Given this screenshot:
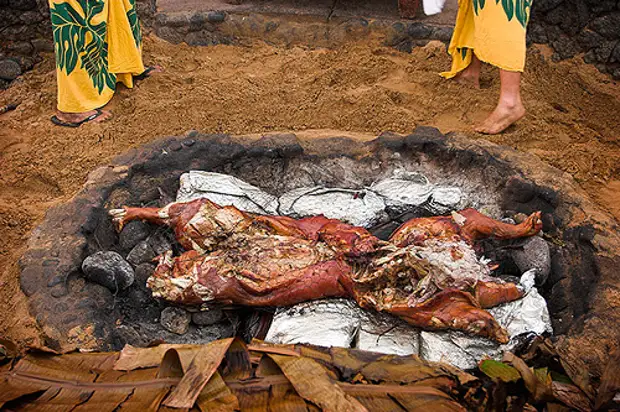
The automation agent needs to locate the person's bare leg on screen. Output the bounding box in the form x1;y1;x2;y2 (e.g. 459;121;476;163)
454;52;481;89
54;109;112;124
475;69;526;134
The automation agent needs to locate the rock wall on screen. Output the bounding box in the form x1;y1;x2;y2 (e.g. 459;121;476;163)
0;0;154;88
0;0;50;86
529;0;620;78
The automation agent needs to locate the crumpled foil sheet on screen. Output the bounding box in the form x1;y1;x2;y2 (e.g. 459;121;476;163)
178;170;462;227
177;171;279;214
266;271;552;369
278;186;387;227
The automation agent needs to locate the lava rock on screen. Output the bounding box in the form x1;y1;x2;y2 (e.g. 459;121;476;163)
119;220;151;251
407;22;432;39
0;59;22;81
134;263;156;285
82;251;135;291
126;241;157;267
589;12;620;40
160;307;191;334
511;236;551;285
147;231;173;255
192;308;224;326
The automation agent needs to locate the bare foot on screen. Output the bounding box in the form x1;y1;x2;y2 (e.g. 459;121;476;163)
53;109;112;125
475;101;526;134
454;70;480;89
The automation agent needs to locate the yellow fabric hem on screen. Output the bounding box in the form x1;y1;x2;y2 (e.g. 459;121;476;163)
441;48;525;79
57;92;114;114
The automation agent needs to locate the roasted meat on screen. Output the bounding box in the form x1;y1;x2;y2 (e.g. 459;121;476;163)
109;199;542;343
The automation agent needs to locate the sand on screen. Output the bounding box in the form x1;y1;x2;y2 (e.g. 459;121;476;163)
0;35;619;347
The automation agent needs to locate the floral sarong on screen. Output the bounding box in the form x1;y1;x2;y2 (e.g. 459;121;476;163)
49;0;145;112
442;0;532;78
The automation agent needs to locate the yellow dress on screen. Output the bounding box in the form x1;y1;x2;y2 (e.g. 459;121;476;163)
49;0;145;113
442;0;533;78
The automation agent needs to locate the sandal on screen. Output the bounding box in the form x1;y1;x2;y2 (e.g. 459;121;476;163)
51;108;107;128
134;65;162;81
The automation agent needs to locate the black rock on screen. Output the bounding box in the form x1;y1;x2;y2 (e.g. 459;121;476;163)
147;231;173;256
407;22;432;39
192;308;224;326
589;12;620;39
160;307;191;334
119;220;151;251
207;11;226;23
134;263;156;286
82;251;135;291
126;241;157;267
511;236;551;285
0;59;22;81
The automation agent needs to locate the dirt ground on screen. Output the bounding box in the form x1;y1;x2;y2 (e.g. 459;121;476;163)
1;35;619;347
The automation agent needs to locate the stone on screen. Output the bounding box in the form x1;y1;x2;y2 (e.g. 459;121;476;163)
155;26;184;44
126;241;157;267
160;307;191;334
430;26;453;42
594;41;617;62
147;231;173;256
207;11;226;23
185;30;217;47
31;38;54;53
407;22;432;39
119;220;151;251
0;59;22;81
610;42;620;63
19;10;44;24
511;236;551;285
589;12;620;39
134;263;156;285
551;36;581;60
192;308;224;326
7;41;34;56
82;251;135;291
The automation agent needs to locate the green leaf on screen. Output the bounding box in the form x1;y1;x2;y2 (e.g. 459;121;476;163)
126;0;142;49
461;47;468;60
473;0;479;15
502;0;515;21
479;0;486;9
50;2;87;74
479;359;521;383
51;0;116;94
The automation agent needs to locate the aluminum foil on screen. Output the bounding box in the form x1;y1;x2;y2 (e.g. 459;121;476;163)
278;187;387;228
370;171;433;209
265;299;420;356
264;299;360;348
176;171;279;214
265;270;552;369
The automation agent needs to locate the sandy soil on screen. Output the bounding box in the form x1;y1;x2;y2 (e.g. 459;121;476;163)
1;36;619;347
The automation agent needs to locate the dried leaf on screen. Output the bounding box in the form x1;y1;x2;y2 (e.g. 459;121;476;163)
269;353;369;412
595;349;620;410
551;382;592;412
503;352;553;402
114;344;200;371
479;359;521;383
221;339;252;380
163;338;234;409
196;371;238;412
